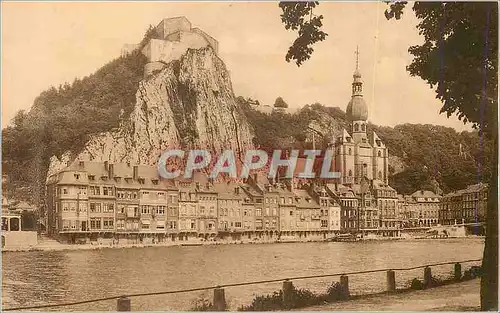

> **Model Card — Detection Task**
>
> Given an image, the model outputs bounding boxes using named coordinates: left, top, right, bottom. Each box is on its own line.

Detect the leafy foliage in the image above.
left=238, top=281, right=346, bottom=311
left=279, top=1, right=328, bottom=66
left=405, top=3, right=498, bottom=135
left=274, top=97, right=289, bottom=108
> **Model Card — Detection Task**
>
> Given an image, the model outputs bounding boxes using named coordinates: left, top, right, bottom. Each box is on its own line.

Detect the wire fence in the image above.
left=2, top=258, right=483, bottom=311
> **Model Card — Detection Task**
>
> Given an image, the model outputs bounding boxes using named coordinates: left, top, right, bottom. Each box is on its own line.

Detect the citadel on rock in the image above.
left=43, top=17, right=488, bottom=245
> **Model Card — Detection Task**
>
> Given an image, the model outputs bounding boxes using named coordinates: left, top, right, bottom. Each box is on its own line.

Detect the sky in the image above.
left=1, top=1, right=472, bottom=131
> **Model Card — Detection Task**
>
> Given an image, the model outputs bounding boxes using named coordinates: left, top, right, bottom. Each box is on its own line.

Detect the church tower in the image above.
left=346, top=46, right=369, bottom=144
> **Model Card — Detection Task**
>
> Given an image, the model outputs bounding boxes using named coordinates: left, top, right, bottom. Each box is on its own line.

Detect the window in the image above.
left=354, top=123, right=359, bottom=131
left=361, top=124, right=365, bottom=131
left=289, top=210, right=293, bottom=216
left=103, top=219, right=114, bottom=229
left=79, top=202, right=87, bottom=212
left=90, top=186, right=100, bottom=195
left=116, top=220, right=125, bottom=230
left=103, top=203, right=114, bottom=213
left=103, top=186, right=114, bottom=196
left=377, top=150, right=382, bottom=157
left=90, top=218, right=101, bottom=229
left=169, top=221, right=177, bottom=229
left=156, top=206, right=165, bottom=215
left=63, top=188, right=68, bottom=195
left=348, top=170, right=353, bottom=177
left=348, top=148, right=352, bottom=155
left=89, top=203, right=97, bottom=212
left=141, top=205, right=151, bottom=215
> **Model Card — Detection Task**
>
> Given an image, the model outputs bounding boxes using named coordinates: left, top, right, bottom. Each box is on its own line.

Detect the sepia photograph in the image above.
left=1, top=1, right=498, bottom=312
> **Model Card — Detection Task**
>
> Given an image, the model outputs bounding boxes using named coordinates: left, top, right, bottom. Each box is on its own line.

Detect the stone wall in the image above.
left=2, top=231, right=38, bottom=249
left=142, top=34, right=210, bottom=64
left=156, top=17, right=192, bottom=39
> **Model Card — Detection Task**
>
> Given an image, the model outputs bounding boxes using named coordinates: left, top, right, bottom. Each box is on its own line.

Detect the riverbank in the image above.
left=1, top=235, right=484, bottom=253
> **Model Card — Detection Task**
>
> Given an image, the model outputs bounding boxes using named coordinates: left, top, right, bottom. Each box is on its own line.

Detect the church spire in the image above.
left=355, top=45, right=360, bottom=72
left=352, top=46, right=363, bottom=96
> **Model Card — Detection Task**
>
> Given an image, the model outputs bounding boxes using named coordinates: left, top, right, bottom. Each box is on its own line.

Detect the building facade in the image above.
left=408, top=190, right=441, bottom=227
left=439, top=183, right=488, bottom=225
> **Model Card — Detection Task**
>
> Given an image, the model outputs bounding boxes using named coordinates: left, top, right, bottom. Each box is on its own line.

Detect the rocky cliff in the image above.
left=47, top=47, right=254, bottom=176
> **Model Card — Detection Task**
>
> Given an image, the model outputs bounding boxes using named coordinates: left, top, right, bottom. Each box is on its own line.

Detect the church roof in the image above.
left=347, top=96, right=368, bottom=121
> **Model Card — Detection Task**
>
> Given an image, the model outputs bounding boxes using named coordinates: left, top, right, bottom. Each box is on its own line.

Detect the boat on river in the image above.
left=325, top=233, right=359, bottom=242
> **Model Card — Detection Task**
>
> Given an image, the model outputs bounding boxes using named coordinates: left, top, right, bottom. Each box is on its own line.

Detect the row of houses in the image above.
left=45, top=161, right=404, bottom=243
left=438, top=183, right=489, bottom=225
left=44, top=161, right=488, bottom=243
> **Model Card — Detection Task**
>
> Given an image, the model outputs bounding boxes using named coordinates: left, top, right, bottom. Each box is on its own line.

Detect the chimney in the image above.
left=133, top=165, right=138, bottom=180
left=104, top=161, right=109, bottom=171
left=253, top=173, right=258, bottom=183
left=109, top=163, right=114, bottom=179
left=235, top=186, right=240, bottom=195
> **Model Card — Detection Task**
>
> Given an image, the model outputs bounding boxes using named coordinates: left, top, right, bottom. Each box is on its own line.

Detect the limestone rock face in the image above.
left=47, top=47, right=254, bottom=177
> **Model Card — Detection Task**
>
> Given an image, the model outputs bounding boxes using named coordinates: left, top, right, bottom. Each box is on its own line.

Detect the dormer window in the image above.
left=139, top=178, right=145, bottom=184
left=346, top=137, right=351, bottom=143
left=114, top=177, right=121, bottom=182
left=152, top=179, right=159, bottom=185
left=89, top=175, right=95, bottom=181
left=376, top=139, right=381, bottom=147
left=101, top=176, right=108, bottom=181
left=74, top=174, right=80, bottom=180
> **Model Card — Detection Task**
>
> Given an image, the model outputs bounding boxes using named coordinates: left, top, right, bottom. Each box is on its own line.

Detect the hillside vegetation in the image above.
left=238, top=97, right=493, bottom=195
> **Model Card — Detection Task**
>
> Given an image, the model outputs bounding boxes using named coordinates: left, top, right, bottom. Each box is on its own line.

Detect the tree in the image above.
left=279, top=2, right=498, bottom=310
left=274, top=97, right=289, bottom=108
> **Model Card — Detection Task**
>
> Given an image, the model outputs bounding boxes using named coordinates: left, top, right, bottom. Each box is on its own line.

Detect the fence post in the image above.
left=282, top=280, right=294, bottom=309
left=340, top=275, right=350, bottom=299
left=423, top=266, right=432, bottom=288
left=213, top=287, right=226, bottom=311
left=454, top=263, right=462, bottom=281
left=386, top=270, right=396, bottom=292
left=117, top=297, right=131, bottom=311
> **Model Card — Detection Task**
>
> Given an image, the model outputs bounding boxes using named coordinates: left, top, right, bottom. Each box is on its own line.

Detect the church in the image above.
left=331, top=50, right=400, bottom=237
left=333, top=50, right=389, bottom=193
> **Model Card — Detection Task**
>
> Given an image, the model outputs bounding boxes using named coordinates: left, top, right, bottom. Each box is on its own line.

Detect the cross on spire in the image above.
left=355, top=45, right=360, bottom=71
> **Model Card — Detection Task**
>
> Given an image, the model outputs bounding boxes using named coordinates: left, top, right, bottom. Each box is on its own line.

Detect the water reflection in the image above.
left=2, top=238, right=484, bottom=311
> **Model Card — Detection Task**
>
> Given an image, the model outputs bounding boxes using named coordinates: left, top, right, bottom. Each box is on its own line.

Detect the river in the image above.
left=2, top=238, right=484, bottom=311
